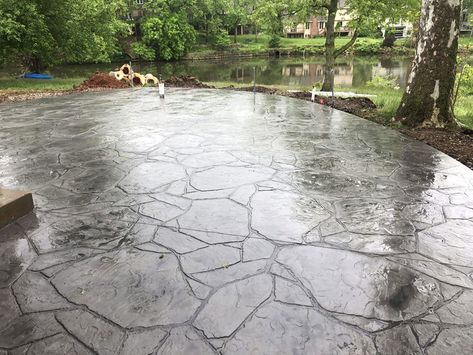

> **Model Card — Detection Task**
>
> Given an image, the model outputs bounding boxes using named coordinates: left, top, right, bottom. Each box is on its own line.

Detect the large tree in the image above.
left=314, top=0, right=419, bottom=91
left=0, top=0, right=127, bottom=72
left=137, top=0, right=197, bottom=60
left=252, top=0, right=303, bottom=40
left=395, top=0, right=462, bottom=128
left=319, top=0, right=358, bottom=91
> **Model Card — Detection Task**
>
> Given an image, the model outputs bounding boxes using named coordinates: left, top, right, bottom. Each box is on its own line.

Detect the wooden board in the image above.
left=0, top=189, right=34, bottom=229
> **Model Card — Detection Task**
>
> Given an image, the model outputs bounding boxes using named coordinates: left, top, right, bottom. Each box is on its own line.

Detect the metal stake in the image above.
left=129, top=61, right=134, bottom=88
left=158, top=74, right=165, bottom=99
left=331, top=68, right=335, bottom=98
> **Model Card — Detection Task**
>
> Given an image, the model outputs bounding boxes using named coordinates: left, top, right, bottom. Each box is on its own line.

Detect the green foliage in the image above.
left=356, top=20, right=383, bottom=38
left=132, top=42, right=156, bottom=61
left=142, top=14, right=196, bottom=61
left=457, top=65, right=473, bottom=97
left=351, top=38, right=382, bottom=55
left=252, top=0, right=298, bottom=36
left=206, top=18, right=231, bottom=50
left=140, top=0, right=197, bottom=60
left=212, top=29, right=232, bottom=50
left=268, top=35, right=282, bottom=48
left=366, top=75, right=399, bottom=89
left=454, top=63, right=473, bottom=119
left=0, top=78, right=85, bottom=91
left=0, top=0, right=128, bottom=71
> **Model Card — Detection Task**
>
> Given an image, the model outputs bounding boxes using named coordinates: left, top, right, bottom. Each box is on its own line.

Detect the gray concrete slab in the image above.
left=1, top=88, right=473, bottom=354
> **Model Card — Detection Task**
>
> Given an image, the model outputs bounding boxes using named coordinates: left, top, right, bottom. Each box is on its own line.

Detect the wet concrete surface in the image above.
left=1, top=88, right=473, bottom=354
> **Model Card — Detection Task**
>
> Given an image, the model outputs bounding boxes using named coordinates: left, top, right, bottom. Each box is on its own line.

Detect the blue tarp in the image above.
left=21, top=73, right=53, bottom=80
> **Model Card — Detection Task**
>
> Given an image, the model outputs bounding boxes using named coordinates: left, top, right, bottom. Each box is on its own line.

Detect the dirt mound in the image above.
left=165, top=75, right=212, bottom=88
left=74, top=72, right=128, bottom=91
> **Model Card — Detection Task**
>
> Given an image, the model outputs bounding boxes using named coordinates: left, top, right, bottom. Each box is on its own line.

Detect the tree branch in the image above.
left=334, top=29, right=359, bottom=58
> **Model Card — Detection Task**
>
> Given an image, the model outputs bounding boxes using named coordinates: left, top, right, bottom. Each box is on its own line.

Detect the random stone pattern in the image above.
left=1, top=89, right=473, bottom=353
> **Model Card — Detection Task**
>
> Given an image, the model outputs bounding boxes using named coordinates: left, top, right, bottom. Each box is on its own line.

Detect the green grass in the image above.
left=460, top=36, right=473, bottom=46
left=190, top=34, right=383, bottom=57
left=455, top=96, right=473, bottom=129
left=0, top=78, right=85, bottom=92
left=232, top=34, right=372, bottom=49
left=191, top=34, right=473, bottom=59
left=344, top=86, right=473, bottom=129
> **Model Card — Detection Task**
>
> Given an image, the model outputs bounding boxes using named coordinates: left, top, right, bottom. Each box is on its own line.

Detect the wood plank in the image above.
left=0, top=189, right=34, bottom=229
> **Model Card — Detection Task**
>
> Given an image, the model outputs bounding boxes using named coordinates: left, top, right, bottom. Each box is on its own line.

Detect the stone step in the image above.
left=0, top=189, right=34, bottom=229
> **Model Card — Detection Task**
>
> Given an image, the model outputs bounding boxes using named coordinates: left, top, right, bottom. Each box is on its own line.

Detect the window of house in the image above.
left=136, top=0, right=144, bottom=4
left=305, top=22, right=311, bottom=30
left=319, top=22, right=325, bottom=29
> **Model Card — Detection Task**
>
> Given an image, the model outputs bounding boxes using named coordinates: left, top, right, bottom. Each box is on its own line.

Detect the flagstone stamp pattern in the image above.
left=1, top=89, right=473, bottom=354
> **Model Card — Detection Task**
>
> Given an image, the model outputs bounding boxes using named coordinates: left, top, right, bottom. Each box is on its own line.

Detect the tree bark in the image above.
left=395, top=0, right=462, bottom=128
left=321, top=0, right=338, bottom=92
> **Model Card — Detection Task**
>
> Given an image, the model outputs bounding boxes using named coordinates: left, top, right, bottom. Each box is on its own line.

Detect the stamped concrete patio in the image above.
left=1, top=88, right=473, bottom=354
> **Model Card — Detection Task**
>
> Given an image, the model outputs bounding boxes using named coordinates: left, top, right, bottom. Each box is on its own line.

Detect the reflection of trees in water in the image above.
left=49, top=57, right=412, bottom=88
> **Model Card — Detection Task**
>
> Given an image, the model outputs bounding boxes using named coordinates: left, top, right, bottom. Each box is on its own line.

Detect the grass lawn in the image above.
left=191, top=34, right=473, bottom=58
left=0, top=78, right=84, bottom=92
left=199, top=34, right=366, bottom=52
left=460, top=36, right=473, bottom=46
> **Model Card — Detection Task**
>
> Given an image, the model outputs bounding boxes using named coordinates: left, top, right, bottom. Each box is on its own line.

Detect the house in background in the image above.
left=126, top=0, right=146, bottom=21
left=382, top=19, right=413, bottom=39
left=285, top=0, right=354, bottom=38
left=461, top=8, right=472, bottom=34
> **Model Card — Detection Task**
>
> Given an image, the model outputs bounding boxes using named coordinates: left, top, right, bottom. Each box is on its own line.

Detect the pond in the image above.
left=35, top=56, right=414, bottom=89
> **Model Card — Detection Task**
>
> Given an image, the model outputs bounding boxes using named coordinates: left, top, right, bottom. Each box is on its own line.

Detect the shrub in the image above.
left=454, top=64, right=473, bottom=111
left=211, top=29, right=231, bottom=50
left=366, top=75, right=399, bottom=89
left=142, top=13, right=196, bottom=61
left=352, top=39, right=382, bottom=55
left=268, top=35, right=281, bottom=48
left=131, top=42, right=156, bottom=61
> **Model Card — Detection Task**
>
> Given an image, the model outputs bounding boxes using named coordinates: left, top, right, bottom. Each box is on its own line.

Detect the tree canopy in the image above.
left=0, top=0, right=128, bottom=71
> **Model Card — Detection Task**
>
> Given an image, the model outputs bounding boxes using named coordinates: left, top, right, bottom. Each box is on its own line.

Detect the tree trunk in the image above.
left=395, top=0, right=462, bottom=128
left=234, top=26, right=238, bottom=43
left=29, top=56, right=42, bottom=73
left=321, top=0, right=338, bottom=92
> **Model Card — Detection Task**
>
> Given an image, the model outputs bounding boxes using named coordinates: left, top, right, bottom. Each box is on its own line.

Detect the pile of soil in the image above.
left=402, top=128, right=473, bottom=169
left=165, top=75, right=212, bottom=88
left=74, top=72, right=128, bottom=91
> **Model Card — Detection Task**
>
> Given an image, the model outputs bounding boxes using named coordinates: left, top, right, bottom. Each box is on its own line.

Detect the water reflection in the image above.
left=0, top=57, right=415, bottom=89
